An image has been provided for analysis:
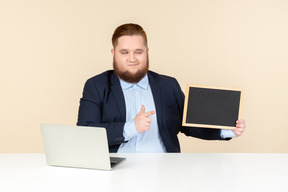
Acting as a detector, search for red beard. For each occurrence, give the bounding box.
[113,56,149,83]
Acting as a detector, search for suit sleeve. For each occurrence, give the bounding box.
[77,79,126,147]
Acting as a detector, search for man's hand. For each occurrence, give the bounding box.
[134,105,155,134]
[234,119,246,137]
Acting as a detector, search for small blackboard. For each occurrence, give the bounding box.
[182,84,243,129]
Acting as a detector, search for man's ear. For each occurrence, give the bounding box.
[147,48,149,53]
[111,48,114,55]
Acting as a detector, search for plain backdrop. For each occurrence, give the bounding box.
[1,0,287,153]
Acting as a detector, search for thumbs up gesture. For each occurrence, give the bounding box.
[134,105,155,133]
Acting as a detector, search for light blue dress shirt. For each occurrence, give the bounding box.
[117,74,166,153]
[117,75,235,153]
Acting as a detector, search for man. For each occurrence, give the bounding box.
[77,23,246,153]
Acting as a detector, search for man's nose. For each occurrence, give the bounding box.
[128,53,136,62]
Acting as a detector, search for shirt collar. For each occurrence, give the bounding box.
[119,74,149,90]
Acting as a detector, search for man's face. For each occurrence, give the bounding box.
[112,35,149,83]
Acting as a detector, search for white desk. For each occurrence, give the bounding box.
[1,153,288,192]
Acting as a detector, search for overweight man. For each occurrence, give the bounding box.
[77,23,246,153]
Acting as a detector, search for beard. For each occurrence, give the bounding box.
[113,56,149,84]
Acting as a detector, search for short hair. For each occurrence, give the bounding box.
[112,23,148,48]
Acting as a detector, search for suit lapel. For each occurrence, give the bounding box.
[109,71,162,124]
[148,72,162,129]
[110,72,126,121]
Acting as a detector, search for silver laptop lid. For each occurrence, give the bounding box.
[40,124,112,170]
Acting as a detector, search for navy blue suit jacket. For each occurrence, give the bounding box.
[77,70,227,152]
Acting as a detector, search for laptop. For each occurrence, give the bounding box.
[40,124,126,170]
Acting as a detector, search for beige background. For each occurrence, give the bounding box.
[0,0,287,153]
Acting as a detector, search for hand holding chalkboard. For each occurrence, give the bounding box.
[182,84,243,129]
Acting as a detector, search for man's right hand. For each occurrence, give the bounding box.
[134,105,155,133]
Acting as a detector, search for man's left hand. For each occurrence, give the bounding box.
[234,119,246,137]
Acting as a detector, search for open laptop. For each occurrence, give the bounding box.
[40,124,126,170]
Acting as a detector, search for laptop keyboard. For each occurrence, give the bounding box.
[110,157,126,168]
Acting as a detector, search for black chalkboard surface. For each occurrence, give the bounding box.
[182,84,243,129]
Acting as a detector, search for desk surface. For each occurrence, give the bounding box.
[1,153,288,192]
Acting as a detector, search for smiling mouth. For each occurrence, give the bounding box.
[128,64,139,67]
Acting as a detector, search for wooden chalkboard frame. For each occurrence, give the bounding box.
[182,84,243,130]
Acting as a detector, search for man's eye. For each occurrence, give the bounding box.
[136,51,143,54]
[121,51,128,54]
